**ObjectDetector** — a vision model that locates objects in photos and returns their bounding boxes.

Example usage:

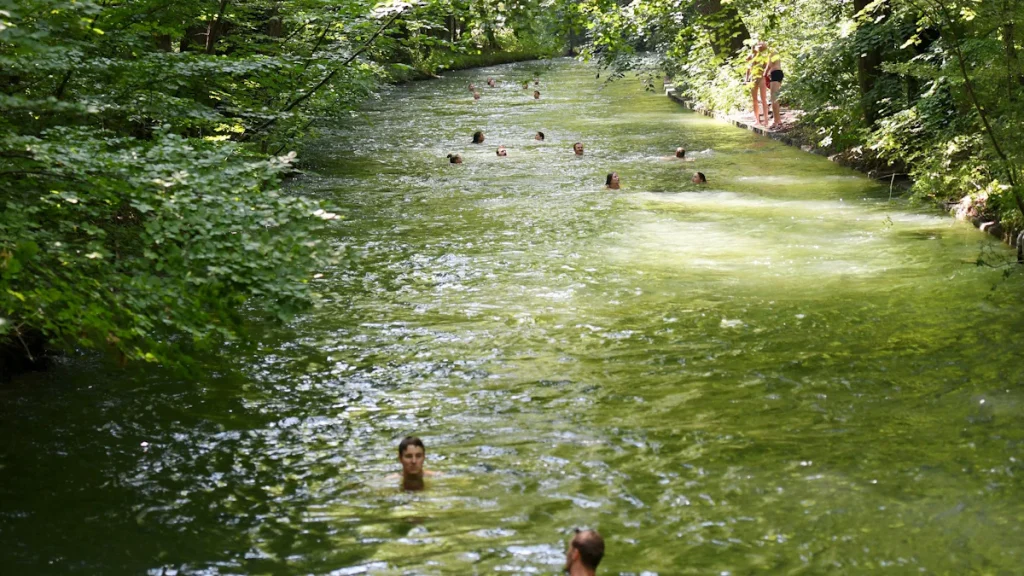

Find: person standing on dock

[745,42,769,126]
[565,529,605,575]
[761,44,785,130]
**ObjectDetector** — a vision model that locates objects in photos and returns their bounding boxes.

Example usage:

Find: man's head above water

[565,529,605,575]
[398,435,425,477]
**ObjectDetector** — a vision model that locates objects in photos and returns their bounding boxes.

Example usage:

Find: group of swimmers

[394,436,606,575]
[447,133,707,186]
[469,75,542,101]
[447,126,708,189]
[450,76,710,187]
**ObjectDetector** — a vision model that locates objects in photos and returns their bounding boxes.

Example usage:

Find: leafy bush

[1,128,337,365]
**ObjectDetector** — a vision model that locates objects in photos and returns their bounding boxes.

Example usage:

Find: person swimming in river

[472,131,485,144]
[496,145,508,157]
[605,172,620,190]
[565,529,605,576]
[573,142,584,156]
[487,77,496,87]
[473,91,481,100]
[664,147,693,161]
[447,153,462,164]
[692,171,707,184]
[468,82,476,92]
[391,436,436,491]
[533,90,541,100]
[535,131,545,141]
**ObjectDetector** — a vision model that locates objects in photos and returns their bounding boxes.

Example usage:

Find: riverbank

[665,84,1022,255]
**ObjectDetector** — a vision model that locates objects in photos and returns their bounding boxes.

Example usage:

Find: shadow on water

[3,58,1024,575]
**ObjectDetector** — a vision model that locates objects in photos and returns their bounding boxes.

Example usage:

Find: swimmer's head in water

[473,91,481,100]
[573,142,584,155]
[675,147,686,158]
[535,131,545,141]
[565,529,605,573]
[472,131,485,144]
[468,82,475,91]
[533,90,541,99]
[523,81,529,89]
[398,436,426,477]
[447,153,462,164]
[487,77,495,86]
[496,146,507,157]
[692,171,707,183]
[605,172,620,189]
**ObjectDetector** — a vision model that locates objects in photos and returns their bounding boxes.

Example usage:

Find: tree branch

[283,22,309,44]
[239,9,406,142]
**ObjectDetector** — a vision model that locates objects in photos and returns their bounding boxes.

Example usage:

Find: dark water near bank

[3,58,1024,575]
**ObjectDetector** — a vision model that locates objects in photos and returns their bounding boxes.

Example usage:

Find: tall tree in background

[854,0,890,125]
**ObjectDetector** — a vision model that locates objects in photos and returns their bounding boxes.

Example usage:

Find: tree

[0,0,566,370]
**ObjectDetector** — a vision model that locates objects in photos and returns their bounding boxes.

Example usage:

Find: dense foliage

[8,0,1018,370]
[573,0,1024,233]
[0,0,564,369]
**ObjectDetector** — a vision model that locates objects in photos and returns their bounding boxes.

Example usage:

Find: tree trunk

[268,17,283,38]
[854,0,889,126]
[1004,21,1023,98]
[206,0,231,54]
[155,34,173,52]
[694,0,750,59]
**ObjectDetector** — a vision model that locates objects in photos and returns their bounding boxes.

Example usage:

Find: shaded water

[3,59,1024,574]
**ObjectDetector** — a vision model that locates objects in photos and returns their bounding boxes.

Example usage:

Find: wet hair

[675,147,686,158]
[573,141,583,150]
[572,530,605,570]
[605,172,617,186]
[446,153,462,164]
[472,131,484,144]
[533,90,541,99]
[398,436,425,456]
[536,131,545,140]
[694,171,707,183]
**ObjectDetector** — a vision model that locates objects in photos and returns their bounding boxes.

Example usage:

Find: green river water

[3,58,1024,575]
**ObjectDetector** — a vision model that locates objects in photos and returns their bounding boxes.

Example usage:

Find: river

[3,58,1024,575]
